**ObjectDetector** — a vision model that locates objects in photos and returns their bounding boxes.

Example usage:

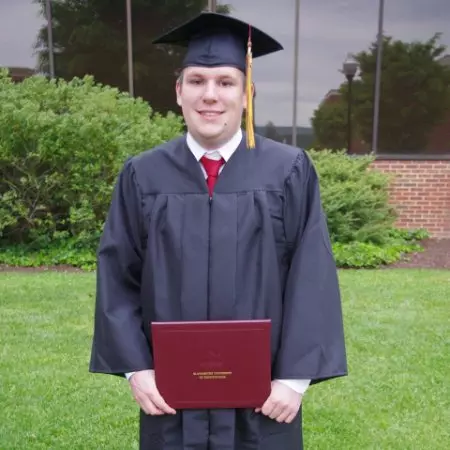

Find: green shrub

[0,70,183,248]
[333,240,423,269]
[0,241,96,271]
[305,149,429,267]
[307,149,396,245]
[0,229,428,271]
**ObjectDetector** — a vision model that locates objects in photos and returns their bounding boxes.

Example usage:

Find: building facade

[1,0,449,236]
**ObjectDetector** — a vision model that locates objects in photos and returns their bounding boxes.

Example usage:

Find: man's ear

[176,80,182,107]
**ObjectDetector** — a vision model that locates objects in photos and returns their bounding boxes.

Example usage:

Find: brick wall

[371,159,450,238]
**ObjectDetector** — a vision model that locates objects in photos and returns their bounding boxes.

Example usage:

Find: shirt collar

[186,128,243,162]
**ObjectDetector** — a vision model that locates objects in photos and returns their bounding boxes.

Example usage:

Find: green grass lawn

[0,269,449,449]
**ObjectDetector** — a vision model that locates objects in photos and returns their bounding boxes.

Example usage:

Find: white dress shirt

[126,129,311,395]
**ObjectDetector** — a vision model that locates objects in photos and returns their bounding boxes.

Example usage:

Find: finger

[146,398,165,415]
[149,407,164,415]
[145,402,164,416]
[150,391,176,415]
[269,404,285,420]
[275,407,292,423]
[135,393,164,415]
[284,410,298,424]
[255,397,272,413]
[136,397,152,415]
[261,400,276,417]
[282,404,300,424]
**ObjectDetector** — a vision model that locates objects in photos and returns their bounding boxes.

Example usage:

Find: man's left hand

[255,380,302,423]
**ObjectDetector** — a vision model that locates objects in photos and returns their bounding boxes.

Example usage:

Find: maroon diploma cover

[151,320,271,409]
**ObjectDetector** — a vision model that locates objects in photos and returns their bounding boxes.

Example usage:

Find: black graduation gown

[89,133,347,450]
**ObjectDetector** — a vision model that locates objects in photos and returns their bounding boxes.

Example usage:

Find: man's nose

[203,81,218,102]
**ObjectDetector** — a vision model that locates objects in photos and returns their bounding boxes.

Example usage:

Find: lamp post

[126,0,134,96]
[342,54,358,152]
[45,0,55,78]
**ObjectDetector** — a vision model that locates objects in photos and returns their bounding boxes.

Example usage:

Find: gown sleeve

[273,151,348,385]
[89,158,153,376]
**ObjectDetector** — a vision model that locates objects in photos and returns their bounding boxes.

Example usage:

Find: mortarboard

[152,12,283,148]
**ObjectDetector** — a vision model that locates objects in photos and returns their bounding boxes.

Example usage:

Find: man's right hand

[128,370,176,415]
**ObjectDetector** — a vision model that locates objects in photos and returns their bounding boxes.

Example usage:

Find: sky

[225,0,450,127]
[1,0,449,128]
[0,1,45,68]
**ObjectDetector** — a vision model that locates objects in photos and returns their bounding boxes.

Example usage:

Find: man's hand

[255,380,302,423]
[128,370,176,416]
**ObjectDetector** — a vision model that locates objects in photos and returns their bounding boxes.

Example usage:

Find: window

[378,0,450,155]
[296,0,380,154]
[299,0,450,156]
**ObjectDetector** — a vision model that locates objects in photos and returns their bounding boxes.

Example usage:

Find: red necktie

[200,155,225,196]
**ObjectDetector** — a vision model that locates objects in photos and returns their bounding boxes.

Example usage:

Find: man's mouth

[198,110,223,117]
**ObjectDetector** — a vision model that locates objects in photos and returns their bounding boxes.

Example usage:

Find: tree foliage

[312,33,450,153]
[264,121,282,141]
[310,98,348,150]
[34,0,230,116]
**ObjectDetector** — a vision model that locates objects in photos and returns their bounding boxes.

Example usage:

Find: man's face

[176,66,247,149]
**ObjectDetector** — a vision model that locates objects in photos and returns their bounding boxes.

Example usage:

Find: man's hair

[176,68,249,91]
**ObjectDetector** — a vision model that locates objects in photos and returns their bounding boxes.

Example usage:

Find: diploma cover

[151,320,271,409]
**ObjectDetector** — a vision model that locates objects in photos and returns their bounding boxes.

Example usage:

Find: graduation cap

[152,12,283,148]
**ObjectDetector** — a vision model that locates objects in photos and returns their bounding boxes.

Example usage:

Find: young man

[90,12,347,450]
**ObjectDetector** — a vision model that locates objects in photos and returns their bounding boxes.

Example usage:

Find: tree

[312,33,450,153]
[34,0,230,116]
[311,98,348,150]
[264,121,282,142]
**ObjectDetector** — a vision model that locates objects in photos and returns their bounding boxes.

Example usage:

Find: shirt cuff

[276,379,311,394]
[125,370,155,380]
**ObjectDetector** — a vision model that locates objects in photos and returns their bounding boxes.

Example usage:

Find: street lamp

[342,54,358,152]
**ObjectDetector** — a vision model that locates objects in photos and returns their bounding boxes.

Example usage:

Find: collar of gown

[186,128,243,162]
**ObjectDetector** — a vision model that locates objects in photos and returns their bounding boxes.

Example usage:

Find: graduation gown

[89,132,347,450]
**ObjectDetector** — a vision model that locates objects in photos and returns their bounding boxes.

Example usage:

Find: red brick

[371,159,450,238]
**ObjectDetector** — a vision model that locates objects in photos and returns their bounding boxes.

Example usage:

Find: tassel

[245,26,255,149]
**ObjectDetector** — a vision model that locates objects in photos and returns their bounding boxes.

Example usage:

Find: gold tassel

[245,26,255,149]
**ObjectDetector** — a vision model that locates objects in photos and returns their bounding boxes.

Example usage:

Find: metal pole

[45,0,55,78]
[372,0,385,153]
[126,0,134,96]
[208,0,217,12]
[292,0,300,146]
[347,77,353,152]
